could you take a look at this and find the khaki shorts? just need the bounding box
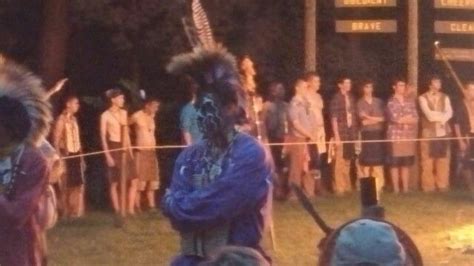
[139,180,159,191]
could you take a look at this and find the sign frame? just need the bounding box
[335,0,397,8]
[336,20,398,33]
[435,48,474,62]
[434,0,474,10]
[434,21,474,34]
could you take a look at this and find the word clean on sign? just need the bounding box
[434,0,474,9]
[335,0,397,7]
[435,21,474,34]
[336,20,397,33]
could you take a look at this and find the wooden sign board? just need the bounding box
[435,48,474,62]
[336,20,397,33]
[434,0,474,9]
[335,0,397,7]
[435,21,474,34]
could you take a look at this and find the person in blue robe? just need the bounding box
[162,48,273,265]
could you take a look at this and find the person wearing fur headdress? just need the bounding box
[162,47,273,265]
[0,58,52,265]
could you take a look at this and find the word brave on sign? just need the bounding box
[335,0,397,7]
[435,21,474,34]
[434,0,474,9]
[336,20,397,33]
[435,48,474,62]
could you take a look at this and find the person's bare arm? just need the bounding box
[182,131,193,146]
[454,124,468,154]
[52,117,65,153]
[331,117,341,144]
[100,113,114,167]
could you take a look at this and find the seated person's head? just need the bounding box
[331,219,407,266]
[200,246,269,266]
[0,96,31,155]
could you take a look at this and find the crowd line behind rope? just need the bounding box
[61,136,474,160]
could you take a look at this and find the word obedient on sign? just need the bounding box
[335,0,397,7]
[435,21,474,34]
[336,20,397,33]
[434,0,474,9]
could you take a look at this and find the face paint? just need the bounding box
[196,93,226,147]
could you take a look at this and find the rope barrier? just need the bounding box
[61,135,474,160]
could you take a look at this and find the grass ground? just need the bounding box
[48,191,474,266]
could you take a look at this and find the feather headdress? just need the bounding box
[170,0,245,109]
[0,56,52,145]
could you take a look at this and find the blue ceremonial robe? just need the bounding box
[162,133,272,265]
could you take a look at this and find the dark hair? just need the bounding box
[0,96,31,142]
[61,95,79,110]
[359,79,374,95]
[144,97,160,105]
[337,75,351,85]
[391,77,406,87]
[266,81,285,100]
[427,74,441,86]
[303,71,320,81]
[105,88,124,100]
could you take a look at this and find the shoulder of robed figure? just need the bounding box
[233,133,267,163]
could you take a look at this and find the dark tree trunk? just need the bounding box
[39,0,70,88]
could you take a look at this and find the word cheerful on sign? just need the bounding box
[434,0,474,9]
[435,21,474,34]
[336,20,397,33]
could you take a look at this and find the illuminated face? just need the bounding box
[274,83,285,99]
[466,84,474,100]
[145,101,160,115]
[338,79,352,93]
[112,95,125,108]
[393,81,406,95]
[66,98,80,114]
[295,80,308,96]
[430,79,442,92]
[307,76,321,92]
[363,83,374,96]
[196,93,238,147]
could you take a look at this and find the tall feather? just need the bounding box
[192,0,216,49]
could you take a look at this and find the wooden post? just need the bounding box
[407,0,419,92]
[407,0,419,190]
[305,0,317,72]
[39,0,69,88]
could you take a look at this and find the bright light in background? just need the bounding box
[445,224,474,251]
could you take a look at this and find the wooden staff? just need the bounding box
[434,41,465,95]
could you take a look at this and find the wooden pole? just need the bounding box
[407,0,419,92]
[407,0,419,190]
[305,0,317,72]
[39,0,69,88]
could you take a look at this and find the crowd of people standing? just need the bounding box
[44,56,474,222]
[258,73,474,199]
[178,57,474,201]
